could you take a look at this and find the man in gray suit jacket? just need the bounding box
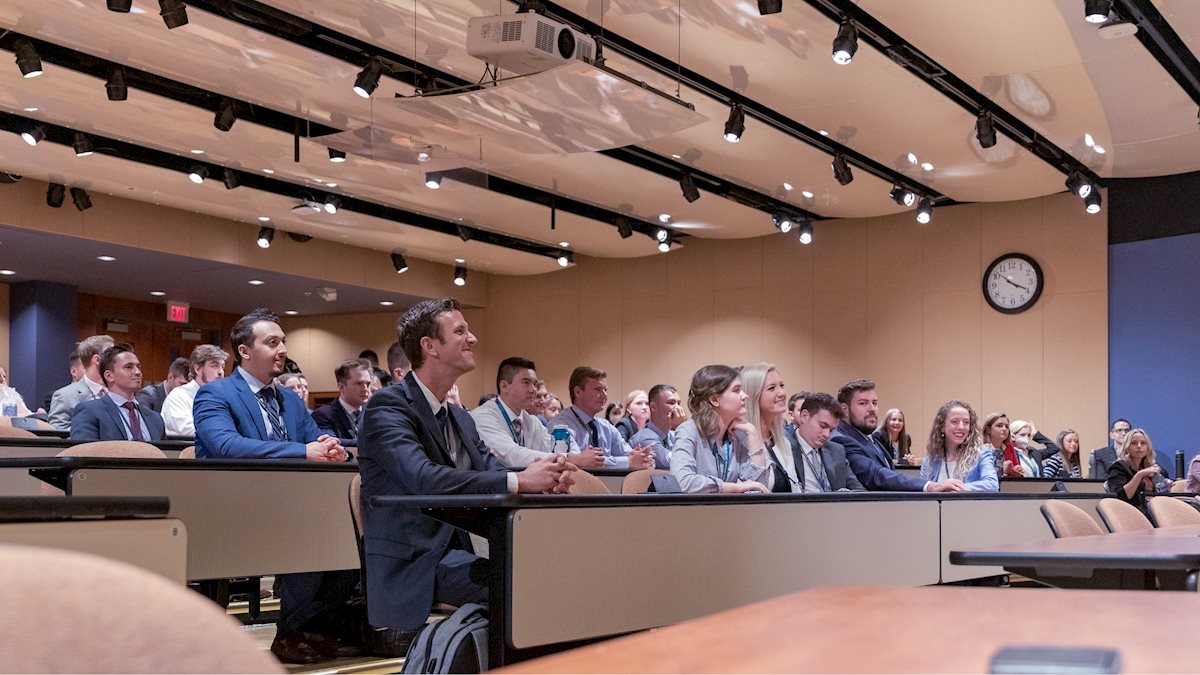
[47,334,114,431]
[787,393,865,492]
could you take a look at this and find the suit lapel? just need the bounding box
[818,443,838,487]
[789,437,807,485]
[101,397,128,440]
[231,372,269,440]
[402,374,455,466]
[335,403,354,438]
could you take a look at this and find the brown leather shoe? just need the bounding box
[270,632,322,664]
[301,630,363,658]
[363,625,422,658]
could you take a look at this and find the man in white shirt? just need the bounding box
[161,344,228,437]
[47,334,115,431]
[471,357,602,468]
[786,393,864,492]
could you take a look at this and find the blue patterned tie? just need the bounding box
[257,387,288,442]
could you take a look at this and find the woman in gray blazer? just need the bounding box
[670,364,773,494]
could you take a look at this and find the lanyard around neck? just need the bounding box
[496,398,521,444]
[711,438,733,481]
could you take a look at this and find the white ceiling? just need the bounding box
[0,0,1196,308]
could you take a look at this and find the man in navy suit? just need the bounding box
[358,298,575,656]
[69,344,166,442]
[311,357,374,444]
[831,379,963,493]
[193,308,353,664]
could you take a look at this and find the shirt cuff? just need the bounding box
[922,481,932,492]
[506,472,519,494]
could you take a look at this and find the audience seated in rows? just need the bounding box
[614,389,649,442]
[629,384,684,470]
[1091,418,1132,479]
[277,372,310,407]
[1043,429,1084,478]
[48,334,114,431]
[1105,428,1172,514]
[161,344,227,438]
[69,344,165,443]
[918,401,997,492]
[546,366,653,470]
[873,408,914,466]
[785,393,865,493]
[312,358,374,445]
[135,357,190,414]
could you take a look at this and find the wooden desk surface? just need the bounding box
[501,585,1200,673]
[951,525,1200,570]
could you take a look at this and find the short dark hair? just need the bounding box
[837,379,876,406]
[568,366,606,403]
[478,393,498,407]
[648,384,677,403]
[168,357,191,381]
[230,308,280,366]
[799,392,842,419]
[788,391,810,412]
[497,357,536,393]
[1111,418,1131,431]
[359,349,380,365]
[99,343,135,387]
[78,335,115,365]
[68,350,81,366]
[386,340,410,377]
[398,298,461,371]
[335,358,373,384]
[189,344,228,375]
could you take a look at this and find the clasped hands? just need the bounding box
[305,434,347,462]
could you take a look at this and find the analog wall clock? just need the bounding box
[983,253,1043,314]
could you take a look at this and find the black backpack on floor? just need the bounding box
[402,603,488,674]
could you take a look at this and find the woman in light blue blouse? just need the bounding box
[920,400,998,492]
[669,364,773,494]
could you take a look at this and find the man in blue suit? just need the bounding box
[193,308,353,664]
[358,298,575,656]
[831,379,963,493]
[69,344,166,442]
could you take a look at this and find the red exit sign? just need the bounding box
[166,301,190,324]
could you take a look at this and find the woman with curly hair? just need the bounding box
[919,400,998,492]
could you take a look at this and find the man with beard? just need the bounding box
[830,379,963,492]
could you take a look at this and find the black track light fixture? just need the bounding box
[107,0,133,11]
[328,148,347,163]
[889,184,915,207]
[757,0,782,14]
[159,0,189,29]
[73,133,95,157]
[831,153,853,185]
[655,227,670,243]
[14,38,42,79]
[213,98,237,132]
[106,66,128,101]
[353,58,384,98]
[46,183,65,208]
[916,196,934,224]
[772,211,794,233]
[187,165,208,184]
[798,219,813,245]
[424,172,443,190]
[391,253,409,274]
[0,173,20,184]
[615,215,633,239]
[1065,172,1092,198]
[453,266,468,287]
[557,250,573,267]
[657,234,673,253]
[20,124,45,146]
[723,103,745,143]
[222,167,240,189]
[680,173,700,203]
[457,224,472,242]
[1085,189,1102,214]
[70,187,92,211]
[1085,0,1112,23]
[323,195,341,214]
[256,226,275,249]
[832,20,858,65]
[975,112,997,149]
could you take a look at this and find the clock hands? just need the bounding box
[1002,275,1029,292]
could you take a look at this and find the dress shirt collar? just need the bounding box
[106,390,134,407]
[794,429,819,457]
[645,420,669,442]
[82,375,104,398]
[496,396,524,423]
[568,405,596,427]
[338,397,361,418]
[237,366,271,394]
[180,379,200,393]
[412,372,446,415]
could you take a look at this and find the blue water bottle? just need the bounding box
[551,425,571,454]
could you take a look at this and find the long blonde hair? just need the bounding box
[926,400,983,481]
[1118,428,1156,470]
[739,363,790,451]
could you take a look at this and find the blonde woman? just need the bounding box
[615,390,650,442]
[669,365,772,494]
[741,363,794,492]
[919,400,997,492]
[1105,428,1171,513]
[872,408,913,465]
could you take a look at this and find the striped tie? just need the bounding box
[257,387,288,442]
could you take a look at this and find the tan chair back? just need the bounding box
[0,426,36,438]
[42,442,168,494]
[0,544,282,673]
[1096,498,1154,533]
[1040,499,1105,538]
[177,446,196,460]
[1147,496,1200,527]
[349,473,364,537]
[568,470,612,495]
[622,468,669,494]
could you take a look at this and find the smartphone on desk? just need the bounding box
[989,645,1120,674]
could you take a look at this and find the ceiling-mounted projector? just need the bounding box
[467,13,595,75]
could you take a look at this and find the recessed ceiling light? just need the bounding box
[248,279,265,285]
[190,149,205,154]
[325,182,338,188]
[97,255,116,262]
[417,152,430,162]
[658,213,672,223]
[22,107,37,112]
[454,258,465,263]
[558,241,570,247]
[258,216,270,222]
[801,190,814,199]
[313,178,324,184]
[921,162,934,171]
[284,310,298,315]
[907,153,918,165]
[1093,145,1107,154]
[1084,133,1095,147]
[262,168,274,174]
[379,301,394,306]
[0,270,15,276]
[783,182,794,191]
[149,291,165,296]
[818,129,829,136]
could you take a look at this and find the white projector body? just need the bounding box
[467,13,595,75]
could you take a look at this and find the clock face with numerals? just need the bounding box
[983,253,1043,314]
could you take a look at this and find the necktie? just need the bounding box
[257,387,287,442]
[352,409,361,425]
[512,417,523,444]
[587,419,599,448]
[121,401,144,441]
[665,429,676,450]
[805,450,829,491]
[96,387,108,400]
[435,406,450,443]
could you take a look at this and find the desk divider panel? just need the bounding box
[940,496,1105,582]
[508,499,940,649]
[999,479,1107,494]
[0,519,187,582]
[0,443,182,496]
[67,467,358,580]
